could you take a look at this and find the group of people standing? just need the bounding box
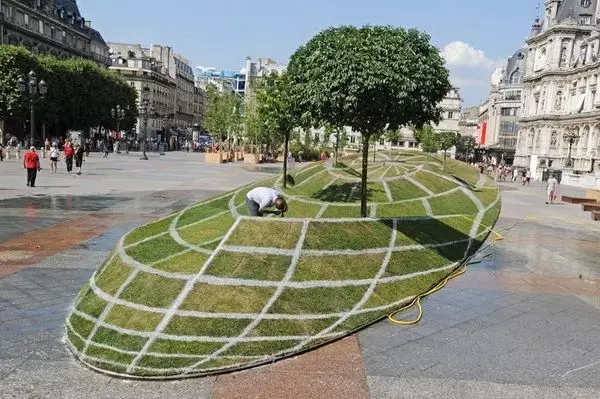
[46,139,85,175]
[22,139,86,188]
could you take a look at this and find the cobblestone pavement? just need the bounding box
[1,155,600,398]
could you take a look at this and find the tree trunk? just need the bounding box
[373,142,376,163]
[283,135,289,189]
[361,136,370,218]
[335,131,339,166]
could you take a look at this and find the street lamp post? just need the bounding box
[563,130,580,168]
[18,71,47,148]
[139,99,154,160]
[111,105,125,154]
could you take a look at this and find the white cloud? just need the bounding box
[441,41,501,70]
[450,76,489,88]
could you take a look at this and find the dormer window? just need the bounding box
[580,14,592,25]
[581,0,591,8]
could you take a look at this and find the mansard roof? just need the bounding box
[556,0,598,24]
[53,0,82,18]
[89,28,106,45]
[505,47,527,76]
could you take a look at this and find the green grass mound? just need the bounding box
[65,152,501,378]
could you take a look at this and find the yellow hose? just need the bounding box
[387,213,599,325]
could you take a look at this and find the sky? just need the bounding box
[78,0,541,106]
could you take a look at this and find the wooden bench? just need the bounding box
[582,203,600,212]
[562,196,598,204]
[592,210,600,221]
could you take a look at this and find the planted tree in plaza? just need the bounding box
[437,131,459,164]
[288,25,451,217]
[456,134,476,161]
[256,71,298,188]
[204,85,242,154]
[415,124,439,153]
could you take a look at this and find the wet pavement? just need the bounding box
[1,154,600,398]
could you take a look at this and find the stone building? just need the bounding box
[0,0,110,66]
[458,106,480,140]
[515,0,600,183]
[108,43,203,141]
[484,48,528,153]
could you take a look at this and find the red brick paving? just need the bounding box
[0,212,148,278]
[211,337,370,399]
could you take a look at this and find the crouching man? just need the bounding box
[246,187,288,217]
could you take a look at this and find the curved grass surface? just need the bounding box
[65,151,501,379]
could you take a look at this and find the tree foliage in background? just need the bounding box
[456,135,476,160]
[437,131,459,162]
[256,71,299,188]
[414,125,439,153]
[288,25,451,217]
[204,85,242,149]
[0,45,137,141]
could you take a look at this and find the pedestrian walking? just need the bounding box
[74,143,84,175]
[23,147,40,187]
[49,144,59,174]
[546,174,559,204]
[512,167,519,182]
[64,140,74,174]
[525,169,532,186]
[102,140,109,158]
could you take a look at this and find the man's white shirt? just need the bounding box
[247,187,282,212]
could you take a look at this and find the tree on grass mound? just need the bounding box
[288,25,451,217]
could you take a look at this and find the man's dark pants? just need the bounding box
[26,168,37,187]
[246,198,262,217]
[66,156,73,172]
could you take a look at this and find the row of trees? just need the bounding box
[204,25,452,216]
[0,45,138,143]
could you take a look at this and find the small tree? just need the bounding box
[386,129,403,147]
[456,134,476,161]
[414,124,439,154]
[288,26,451,217]
[256,72,298,188]
[437,131,459,163]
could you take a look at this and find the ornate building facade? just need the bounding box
[0,0,110,66]
[483,48,527,154]
[515,0,600,179]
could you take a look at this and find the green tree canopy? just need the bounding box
[437,131,459,161]
[256,72,299,187]
[0,45,138,139]
[456,135,476,160]
[287,25,452,217]
[204,85,242,146]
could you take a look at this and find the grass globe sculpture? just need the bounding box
[65,152,501,378]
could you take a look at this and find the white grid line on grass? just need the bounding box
[316,204,329,219]
[381,179,394,202]
[284,186,462,208]
[288,219,399,353]
[422,199,433,217]
[294,169,328,188]
[87,261,461,322]
[321,177,339,192]
[183,220,311,373]
[403,175,435,196]
[125,216,244,373]
[82,267,141,357]
[370,204,378,218]
[380,165,393,179]
[422,169,466,188]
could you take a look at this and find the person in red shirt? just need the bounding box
[64,139,74,174]
[23,147,40,187]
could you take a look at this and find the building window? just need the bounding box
[580,14,593,25]
[555,91,563,110]
[509,70,521,84]
[350,136,356,144]
[582,0,591,7]
[559,45,569,68]
[379,138,385,146]
[24,14,29,26]
[504,90,522,101]
[447,111,454,119]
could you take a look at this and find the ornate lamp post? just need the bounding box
[139,99,154,160]
[111,105,125,154]
[563,129,580,168]
[18,71,47,147]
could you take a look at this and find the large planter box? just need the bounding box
[244,153,260,164]
[236,151,244,161]
[586,188,600,202]
[205,152,223,164]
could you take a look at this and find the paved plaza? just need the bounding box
[1,153,600,398]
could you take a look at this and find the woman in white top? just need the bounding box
[49,144,59,174]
